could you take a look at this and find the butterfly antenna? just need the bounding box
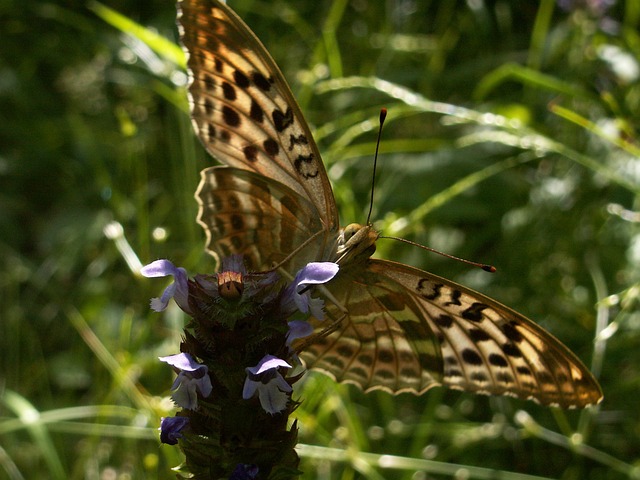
[366,108,387,225]
[380,235,497,273]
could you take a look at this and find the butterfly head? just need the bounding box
[336,223,379,265]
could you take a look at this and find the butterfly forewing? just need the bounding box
[178,0,338,234]
[179,0,603,408]
[382,261,601,407]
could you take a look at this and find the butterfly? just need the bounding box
[177,0,602,408]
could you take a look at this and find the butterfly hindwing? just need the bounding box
[299,259,445,394]
[299,259,602,408]
[197,166,331,271]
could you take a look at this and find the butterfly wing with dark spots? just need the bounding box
[298,259,445,394]
[179,0,339,239]
[196,167,333,271]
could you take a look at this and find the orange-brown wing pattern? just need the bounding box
[300,259,602,408]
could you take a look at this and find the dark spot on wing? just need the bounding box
[222,81,236,100]
[263,138,279,157]
[233,69,250,88]
[462,349,483,366]
[222,106,240,127]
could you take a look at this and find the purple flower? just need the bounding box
[229,463,259,480]
[286,320,314,347]
[286,319,314,352]
[159,353,213,410]
[283,262,339,319]
[141,259,191,313]
[159,416,189,445]
[285,320,315,364]
[242,355,292,415]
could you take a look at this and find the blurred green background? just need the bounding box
[1,0,639,478]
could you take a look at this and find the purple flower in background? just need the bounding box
[242,355,292,414]
[159,353,213,410]
[141,259,191,313]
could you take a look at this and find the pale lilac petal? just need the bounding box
[248,355,291,375]
[282,262,338,317]
[242,376,259,399]
[171,379,199,409]
[257,383,290,414]
[141,259,190,313]
[159,353,202,372]
[149,281,176,312]
[308,297,325,320]
[140,259,178,278]
[273,374,292,393]
[295,262,340,287]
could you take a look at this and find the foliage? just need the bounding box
[1,0,638,478]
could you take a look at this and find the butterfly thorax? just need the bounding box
[335,223,379,266]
